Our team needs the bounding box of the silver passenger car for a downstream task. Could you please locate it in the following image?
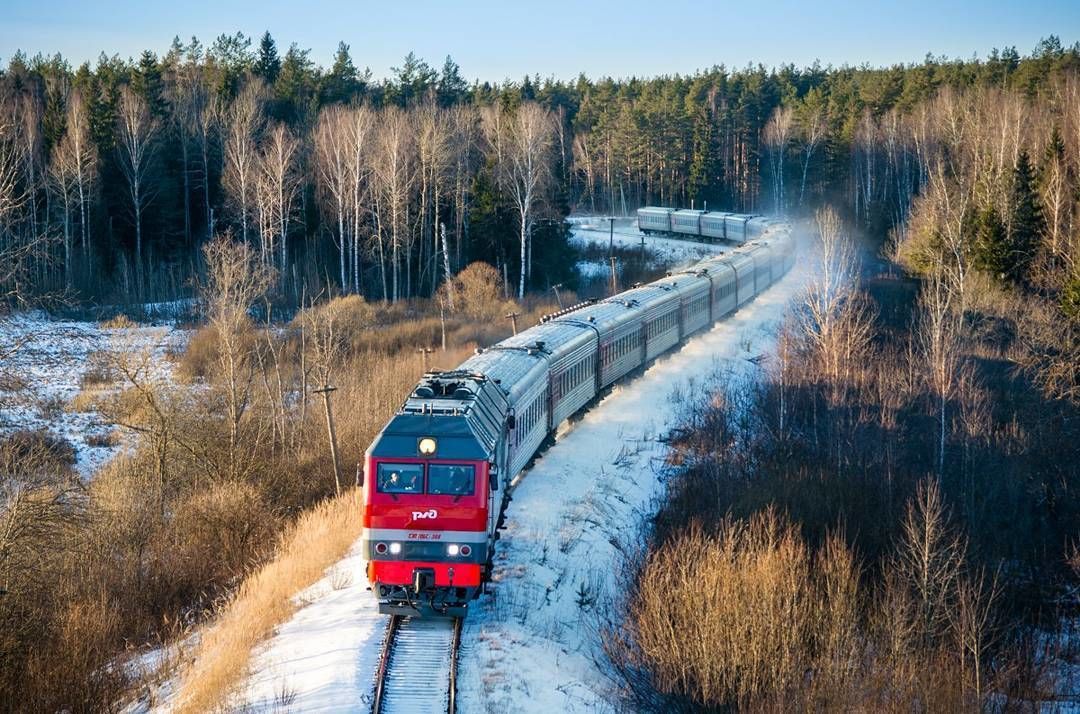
[637,206,674,234]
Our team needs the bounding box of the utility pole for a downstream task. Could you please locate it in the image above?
[551,283,564,309]
[608,216,615,260]
[313,385,343,496]
[506,311,520,335]
[417,346,434,371]
[609,256,618,295]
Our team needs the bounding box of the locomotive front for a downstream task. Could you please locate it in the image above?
[362,374,504,618]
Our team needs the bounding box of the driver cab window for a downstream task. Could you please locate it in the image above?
[376,463,423,494]
[427,464,475,496]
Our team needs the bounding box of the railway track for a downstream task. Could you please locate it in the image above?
[371,615,462,714]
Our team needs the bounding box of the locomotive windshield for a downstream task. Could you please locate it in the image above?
[428,464,475,496]
[376,463,424,494]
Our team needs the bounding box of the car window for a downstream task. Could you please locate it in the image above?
[427,464,475,496]
[376,463,424,494]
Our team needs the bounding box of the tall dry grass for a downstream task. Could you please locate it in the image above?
[170,489,361,713]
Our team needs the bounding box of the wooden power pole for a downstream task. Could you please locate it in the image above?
[313,385,343,496]
[506,311,520,335]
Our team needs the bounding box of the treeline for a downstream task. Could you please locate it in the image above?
[2,34,1080,306]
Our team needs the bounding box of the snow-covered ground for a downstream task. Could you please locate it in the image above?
[569,218,720,268]
[230,234,809,713]
[0,311,183,476]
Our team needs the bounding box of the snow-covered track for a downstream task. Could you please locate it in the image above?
[372,615,461,714]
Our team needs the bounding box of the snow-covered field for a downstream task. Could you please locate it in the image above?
[232,231,809,713]
[0,311,183,476]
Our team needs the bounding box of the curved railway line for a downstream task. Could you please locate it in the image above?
[371,615,462,714]
[364,218,792,712]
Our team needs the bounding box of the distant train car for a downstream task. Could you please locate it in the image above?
[700,212,730,240]
[747,216,773,239]
[671,209,704,237]
[363,215,794,618]
[637,206,674,234]
[724,214,752,243]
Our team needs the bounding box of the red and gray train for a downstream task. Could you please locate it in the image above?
[361,214,794,617]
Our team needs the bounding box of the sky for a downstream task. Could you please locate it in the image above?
[2,0,1079,81]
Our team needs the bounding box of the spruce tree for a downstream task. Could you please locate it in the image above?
[972,205,1009,281]
[254,32,281,85]
[1008,150,1044,283]
[320,42,358,106]
[133,51,168,119]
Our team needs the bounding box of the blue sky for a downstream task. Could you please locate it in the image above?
[2,0,1079,80]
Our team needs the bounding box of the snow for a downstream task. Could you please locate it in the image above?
[230,233,810,713]
[0,311,184,477]
[569,218,721,269]
[242,543,383,711]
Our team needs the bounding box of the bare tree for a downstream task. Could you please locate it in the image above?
[256,123,301,270]
[115,86,160,269]
[314,106,353,291]
[416,103,452,295]
[799,207,873,392]
[222,81,265,245]
[201,234,275,481]
[918,267,962,477]
[61,92,96,259]
[797,98,827,209]
[345,106,374,295]
[763,106,794,216]
[372,107,415,302]
[488,102,555,299]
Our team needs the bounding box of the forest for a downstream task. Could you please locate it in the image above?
[2,34,1079,311]
[1,31,1080,712]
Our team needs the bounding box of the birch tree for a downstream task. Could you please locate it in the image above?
[372,107,414,302]
[223,81,264,245]
[314,105,352,290]
[763,105,794,216]
[489,102,554,299]
[115,86,159,268]
[257,123,301,270]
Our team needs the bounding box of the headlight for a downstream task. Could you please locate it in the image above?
[447,544,460,556]
[389,542,402,555]
[374,542,388,555]
[460,545,472,557]
[418,437,437,456]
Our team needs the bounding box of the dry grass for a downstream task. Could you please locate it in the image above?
[170,489,362,713]
[99,314,137,330]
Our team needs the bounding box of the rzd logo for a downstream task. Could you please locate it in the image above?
[412,509,438,520]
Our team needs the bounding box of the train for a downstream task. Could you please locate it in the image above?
[361,217,795,618]
[637,206,779,243]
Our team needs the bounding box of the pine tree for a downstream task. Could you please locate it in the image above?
[320,42,358,106]
[254,32,281,85]
[1008,150,1044,283]
[437,56,467,107]
[972,205,1009,281]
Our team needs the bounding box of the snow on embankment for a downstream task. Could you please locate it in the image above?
[455,250,810,713]
[231,236,808,713]
[0,312,182,476]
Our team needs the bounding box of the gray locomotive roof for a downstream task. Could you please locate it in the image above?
[496,320,595,355]
[369,412,491,460]
[638,206,673,213]
[673,209,704,216]
[459,347,548,404]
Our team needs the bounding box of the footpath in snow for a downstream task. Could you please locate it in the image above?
[235,232,809,713]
